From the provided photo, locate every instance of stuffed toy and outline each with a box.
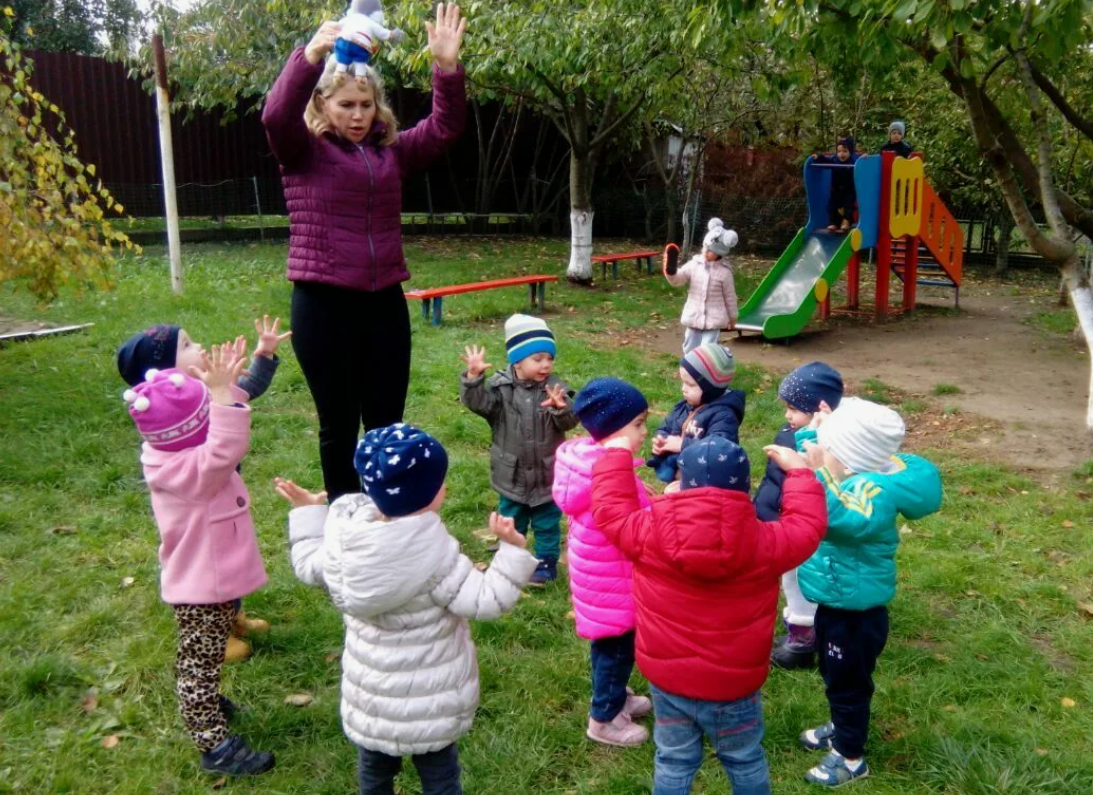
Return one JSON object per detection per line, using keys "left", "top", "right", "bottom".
{"left": 334, "top": 0, "right": 405, "bottom": 76}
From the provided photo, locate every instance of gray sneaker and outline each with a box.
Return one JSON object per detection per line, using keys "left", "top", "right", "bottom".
{"left": 805, "top": 753, "right": 869, "bottom": 787}
{"left": 799, "top": 721, "right": 836, "bottom": 751}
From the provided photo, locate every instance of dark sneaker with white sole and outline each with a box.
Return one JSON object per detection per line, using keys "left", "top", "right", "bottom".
{"left": 805, "top": 752, "right": 869, "bottom": 787}
{"left": 799, "top": 721, "right": 836, "bottom": 751}
{"left": 200, "top": 735, "right": 275, "bottom": 776}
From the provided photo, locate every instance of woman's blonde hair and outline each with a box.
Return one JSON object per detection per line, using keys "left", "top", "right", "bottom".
{"left": 304, "top": 57, "right": 399, "bottom": 146}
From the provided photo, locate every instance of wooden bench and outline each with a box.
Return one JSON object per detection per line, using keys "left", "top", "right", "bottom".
{"left": 405, "top": 275, "right": 559, "bottom": 326}
{"left": 591, "top": 250, "right": 660, "bottom": 279}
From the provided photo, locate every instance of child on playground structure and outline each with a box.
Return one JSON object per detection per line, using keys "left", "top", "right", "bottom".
{"left": 812, "top": 136, "right": 859, "bottom": 233}
{"left": 460, "top": 314, "right": 579, "bottom": 584}
{"left": 277, "top": 423, "right": 538, "bottom": 795}
{"left": 116, "top": 316, "right": 291, "bottom": 662}
{"left": 646, "top": 343, "right": 745, "bottom": 485}
{"left": 794, "top": 398, "right": 942, "bottom": 788}
{"left": 591, "top": 433, "right": 828, "bottom": 795}
{"left": 553, "top": 378, "right": 655, "bottom": 749}
{"left": 665, "top": 217, "right": 739, "bottom": 354}
{"left": 753, "top": 361, "right": 844, "bottom": 670}
{"left": 122, "top": 347, "right": 274, "bottom": 777}
{"left": 879, "top": 120, "right": 913, "bottom": 158}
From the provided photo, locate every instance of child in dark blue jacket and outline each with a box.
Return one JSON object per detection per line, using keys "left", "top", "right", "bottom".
{"left": 754, "top": 362, "right": 843, "bottom": 669}
{"left": 647, "top": 343, "right": 745, "bottom": 484}
{"left": 812, "top": 137, "right": 859, "bottom": 233}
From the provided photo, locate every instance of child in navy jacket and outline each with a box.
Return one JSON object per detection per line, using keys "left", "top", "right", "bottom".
{"left": 647, "top": 343, "right": 745, "bottom": 484}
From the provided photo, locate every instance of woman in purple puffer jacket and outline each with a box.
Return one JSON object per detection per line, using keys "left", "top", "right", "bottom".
{"left": 262, "top": 3, "right": 467, "bottom": 501}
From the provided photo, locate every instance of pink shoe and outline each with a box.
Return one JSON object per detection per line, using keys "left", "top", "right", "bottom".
{"left": 587, "top": 712, "right": 649, "bottom": 748}
{"left": 623, "top": 687, "right": 652, "bottom": 718}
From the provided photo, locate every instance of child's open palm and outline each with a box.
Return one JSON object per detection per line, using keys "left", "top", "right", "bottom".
{"left": 190, "top": 343, "right": 247, "bottom": 404}
{"left": 254, "top": 315, "right": 292, "bottom": 359}
{"left": 273, "top": 477, "right": 328, "bottom": 508}
{"left": 461, "top": 345, "right": 491, "bottom": 378}
{"left": 541, "top": 383, "right": 568, "bottom": 410}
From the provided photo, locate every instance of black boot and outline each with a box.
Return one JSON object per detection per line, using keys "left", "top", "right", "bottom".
{"left": 200, "top": 735, "right": 275, "bottom": 776}
{"left": 771, "top": 623, "right": 817, "bottom": 670}
{"left": 529, "top": 556, "right": 558, "bottom": 586}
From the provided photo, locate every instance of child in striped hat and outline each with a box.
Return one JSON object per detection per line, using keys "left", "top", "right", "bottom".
{"left": 460, "top": 314, "right": 579, "bottom": 584}
{"left": 647, "top": 343, "right": 746, "bottom": 484}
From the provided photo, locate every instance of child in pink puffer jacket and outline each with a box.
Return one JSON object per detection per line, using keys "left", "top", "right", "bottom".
{"left": 666, "top": 217, "right": 739, "bottom": 354}
{"left": 554, "top": 378, "right": 654, "bottom": 748}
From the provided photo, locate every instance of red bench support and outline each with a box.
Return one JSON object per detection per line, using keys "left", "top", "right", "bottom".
{"left": 591, "top": 250, "right": 660, "bottom": 279}
{"left": 405, "top": 275, "right": 559, "bottom": 326}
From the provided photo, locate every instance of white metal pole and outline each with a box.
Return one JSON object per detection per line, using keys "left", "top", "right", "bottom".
{"left": 152, "top": 34, "right": 182, "bottom": 294}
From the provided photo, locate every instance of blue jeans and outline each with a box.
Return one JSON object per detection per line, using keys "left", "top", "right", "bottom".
{"left": 590, "top": 631, "right": 636, "bottom": 722}
{"left": 358, "top": 743, "right": 461, "bottom": 795}
{"left": 650, "top": 686, "right": 771, "bottom": 795}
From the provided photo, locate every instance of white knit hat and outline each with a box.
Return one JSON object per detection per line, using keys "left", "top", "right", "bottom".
{"left": 703, "top": 218, "right": 739, "bottom": 257}
{"left": 817, "top": 397, "right": 905, "bottom": 474}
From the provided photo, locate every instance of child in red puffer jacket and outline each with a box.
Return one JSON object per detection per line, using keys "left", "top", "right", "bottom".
{"left": 591, "top": 436, "right": 827, "bottom": 795}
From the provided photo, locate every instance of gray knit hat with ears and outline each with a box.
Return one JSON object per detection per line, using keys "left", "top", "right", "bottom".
{"left": 703, "top": 218, "right": 739, "bottom": 257}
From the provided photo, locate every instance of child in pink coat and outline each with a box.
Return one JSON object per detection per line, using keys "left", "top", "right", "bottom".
{"left": 123, "top": 345, "right": 274, "bottom": 778}
{"left": 666, "top": 218, "right": 740, "bottom": 354}
{"left": 554, "top": 378, "right": 654, "bottom": 748}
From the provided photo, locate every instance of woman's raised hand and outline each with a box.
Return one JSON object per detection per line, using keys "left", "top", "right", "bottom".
{"left": 305, "top": 21, "right": 342, "bottom": 65}
{"left": 427, "top": 3, "right": 466, "bottom": 72}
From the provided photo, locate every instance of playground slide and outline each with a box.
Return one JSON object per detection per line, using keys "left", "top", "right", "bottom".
{"left": 735, "top": 229, "right": 856, "bottom": 339}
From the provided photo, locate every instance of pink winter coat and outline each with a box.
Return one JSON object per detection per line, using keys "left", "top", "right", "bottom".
{"left": 667, "top": 255, "right": 738, "bottom": 330}
{"left": 553, "top": 437, "right": 651, "bottom": 640}
{"left": 140, "top": 402, "right": 268, "bottom": 605}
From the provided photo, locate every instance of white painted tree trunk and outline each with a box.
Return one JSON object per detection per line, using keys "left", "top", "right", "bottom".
{"left": 1061, "top": 257, "right": 1093, "bottom": 434}
{"left": 566, "top": 209, "right": 594, "bottom": 281}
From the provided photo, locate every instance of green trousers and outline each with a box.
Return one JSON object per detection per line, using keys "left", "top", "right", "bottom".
{"left": 497, "top": 495, "right": 562, "bottom": 560}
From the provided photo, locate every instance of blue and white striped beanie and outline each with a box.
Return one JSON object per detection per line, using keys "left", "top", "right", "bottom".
{"left": 505, "top": 314, "right": 556, "bottom": 364}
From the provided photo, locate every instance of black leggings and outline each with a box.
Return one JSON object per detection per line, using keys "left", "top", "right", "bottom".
{"left": 291, "top": 281, "right": 411, "bottom": 501}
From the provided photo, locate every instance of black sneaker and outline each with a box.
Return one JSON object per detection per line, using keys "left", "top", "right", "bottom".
{"left": 772, "top": 641, "right": 817, "bottom": 670}
{"left": 200, "top": 735, "right": 275, "bottom": 776}
{"left": 529, "top": 556, "right": 558, "bottom": 586}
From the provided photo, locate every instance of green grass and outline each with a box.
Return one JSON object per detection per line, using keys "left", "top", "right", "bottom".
{"left": 2, "top": 238, "right": 1093, "bottom": 793}
{"left": 123, "top": 213, "right": 532, "bottom": 233}
{"left": 932, "top": 384, "right": 962, "bottom": 396}
{"left": 1026, "top": 309, "right": 1078, "bottom": 336}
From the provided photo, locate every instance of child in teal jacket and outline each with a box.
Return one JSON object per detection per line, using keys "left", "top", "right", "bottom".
{"left": 795, "top": 397, "right": 942, "bottom": 788}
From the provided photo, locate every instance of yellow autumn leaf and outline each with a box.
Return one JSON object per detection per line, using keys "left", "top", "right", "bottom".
{"left": 3, "top": 8, "right": 14, "bottom": 18}
{"left": 1062, "top": 697, "right": 1077, "bottom": 708}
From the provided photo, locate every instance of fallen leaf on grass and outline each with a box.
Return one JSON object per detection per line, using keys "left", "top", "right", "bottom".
{"left": 81, "top": 690, "right": 98, "bottom": 713}
{"left": 1062, "top": 520, "right": 1075, "bottom": 528}
{"left": 285, "top": 693, "right": 314, "bottom": 707}
{"left": 325, "top": 652, "right": 340, "bottom": 663}
{"left": 899, "top": 525, "right": 913, "bottom": 536}
{"left": 101, "top": 734, "right": 120, "bottom": 749}
{"left": 47, "top": 525, "right": 78, "bottom": 535}
{"left": 120, "top": 577, "right": 135, "bottom": 588}
{"left": 565, "top": 610, "right": 576, "bottom": 620}
{"left": 1061, "top": 697, "right": 1077, "bottom": 708}
{"left": 1035, "top": 748, "right": 1049, "bottom": 757}
{"left": 474, "top": 562, "right": 488, "bottom": 572}
{"left": 212, "top": 777, "right": 228, "bottom": 789}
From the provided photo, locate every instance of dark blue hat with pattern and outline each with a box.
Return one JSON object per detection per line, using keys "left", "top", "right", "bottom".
{"left": 354, "top": 423, "right": 449, "bottom": 517}
{"left": 678, "top": 437, "right": 750, "bottom": 493}
{"left": 778, "top": 361, "right": 844, "bottom": 414}
{"left": 573, "top": 378, "right": 649, "bottom": 441}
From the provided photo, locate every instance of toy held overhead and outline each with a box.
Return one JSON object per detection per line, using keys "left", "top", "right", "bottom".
{"left": 335, "top": 0, "right": 405, "bottom": 75}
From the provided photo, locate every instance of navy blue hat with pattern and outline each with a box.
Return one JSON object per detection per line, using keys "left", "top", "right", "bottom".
{"left": 778, "top": 361, "right": 844, "bottom": 414}
{"left": 573, "top": 378, "right": 649, "bottom": 441}
{"left": 117, "top": 325, "right": 181, "bottom": 387}
{"left": 354, "top": 423, "right": 449, "bottom": 517}
{"left": 677, "top": 437, "right": 750, "bottom": 493}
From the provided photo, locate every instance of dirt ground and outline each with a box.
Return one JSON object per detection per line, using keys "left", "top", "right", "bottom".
{"left": 648, "top": 264, "right": 1091, "bottom": 479}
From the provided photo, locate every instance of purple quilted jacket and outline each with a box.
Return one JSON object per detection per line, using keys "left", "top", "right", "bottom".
{"left": 262, "top": 48, "right": 466, "bottom": 292}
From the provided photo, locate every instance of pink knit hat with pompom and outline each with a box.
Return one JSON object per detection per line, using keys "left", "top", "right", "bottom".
{"left": 122, "top": 368, "right": 210, "bottom": 451}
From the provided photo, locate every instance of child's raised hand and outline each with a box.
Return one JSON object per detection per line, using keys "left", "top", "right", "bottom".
{"left": 488, "top": 511, "right": 525, "bottom": 548}
{"left": 541, "top": 383, "right": 568, "bottom": 410}
{"left": 652, "top": 434, "right": 682, "bottom": 455}
{"left": 273, "top": 477, "right": 328, "bottom": 508}
{"left": 254, "top": 315, "right": 292, "bottom": 359}
{"left": 764, "top": 445, "right": 811, "bottom": 472}
{"left": 461, "top": 345, "right": 491, "bottom": 378}
{"left": 231, "top": 335, "right": 248, "bottom": 361}
{"left": 190, "top": 343, "right": 247, "bottom": 405}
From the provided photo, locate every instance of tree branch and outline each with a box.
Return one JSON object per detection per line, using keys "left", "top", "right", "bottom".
{"left": 1026, "top": 60, "right": 1093, "bottom": 143}
{"left": 588, "top": 65, "right": 684, "bottom": 150}
{"left": 527, "top": 65, "right": 576, "bottom": 146}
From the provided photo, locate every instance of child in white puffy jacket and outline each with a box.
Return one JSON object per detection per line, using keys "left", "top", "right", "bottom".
{"left": 275, "top": 422, "right": 537, "bottom": 795}
{"left": 666, "top": 218, "right": 740, "bottom": 354}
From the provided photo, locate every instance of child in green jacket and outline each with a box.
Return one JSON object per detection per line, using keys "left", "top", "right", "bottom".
{"left": 460, "top": 314, "right": 579, "bottom": 584}
{"left": 795, "top": 397, "right": 942, "bottom": 788}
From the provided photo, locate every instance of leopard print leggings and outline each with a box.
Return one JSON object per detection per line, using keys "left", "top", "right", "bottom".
{"left": 172, "top": 602, "right": 235, "bottom": 752}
